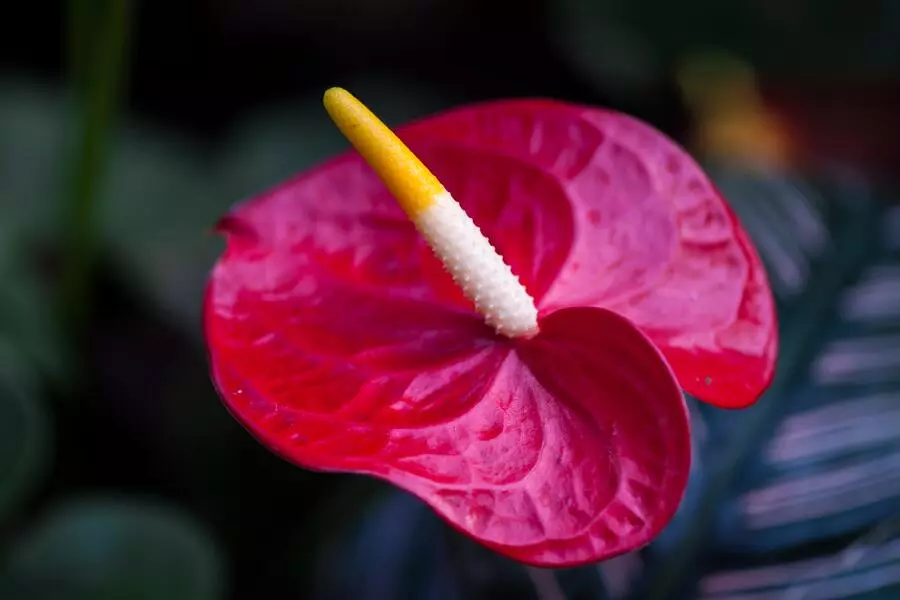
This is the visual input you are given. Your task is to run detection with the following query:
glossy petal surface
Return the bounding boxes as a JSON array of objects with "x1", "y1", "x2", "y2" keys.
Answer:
[
  {"x1": 204, "y1": 97, "x2": 770, "y2": 565},
  {"x1": 396, "y1": 100, "x2": 777, "y2": 408},
  {"x1": 207, "y1": 280, "x2": 690, "y2": 565}
]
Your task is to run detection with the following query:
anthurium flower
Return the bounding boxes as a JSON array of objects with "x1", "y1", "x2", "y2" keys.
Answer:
[{"x1": 203, "y1": 88, "x2": 777, "y2": 567}]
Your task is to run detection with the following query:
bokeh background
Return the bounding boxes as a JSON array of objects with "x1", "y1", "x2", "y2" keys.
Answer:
[{"x1": 2, "y1": 1, "x2": 900, "y2": 598}]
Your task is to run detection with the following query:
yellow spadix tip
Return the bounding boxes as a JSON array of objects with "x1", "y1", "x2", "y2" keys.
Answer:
[
  {"x1": 323, "y1": 87, "x2": 443, "y2": 217},
  {"x1": 322, "y1": 87, "x2": 540, "y2": 338}
]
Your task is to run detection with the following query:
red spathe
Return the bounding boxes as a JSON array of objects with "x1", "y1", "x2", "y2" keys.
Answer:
[{"x1": 203, "y1": 99, "x2": 777, "y2": 566}]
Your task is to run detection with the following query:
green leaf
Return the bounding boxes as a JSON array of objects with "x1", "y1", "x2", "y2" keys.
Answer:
[
  {"x1": 0, "y1": 78, "x2": 74, "y2": 384},
  {"x1": 0, "y1": 77, "x2": 67, "y2": 238},
  {"x1": 0, "y1": 357, "x2": 51, "y2": 525},
  {"x1": 0, "y1": 498, "x2": 225, "y2": 600},
  {"x1": 99, "y1": 125, "x2": 221, "y2": 336},
  {"x1": 0, "y1": 224, "x2": 68, "y2": 385},
  {"x1": 0, "y1": 201, "x2": 59, "y2": 525}
]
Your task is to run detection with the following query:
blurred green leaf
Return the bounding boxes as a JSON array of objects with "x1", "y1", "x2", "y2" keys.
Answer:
[
  {"x1": 0, "y1": 109, "x2": 70, "y2": 397},
  {"x1": 99, "y1": 126, "x2": 221, "y2": 336},
  {"x1": 0, "y1": 77, "x2": 67, "y2": 237},
  {"x1": 0, "y1": 78, "x2": 75, "y2": 384},
  {"x1": 0, "y1": 193, "x2": 60, "y2": 524},
  {"x1": 0, "y1": 280, "x2": 67, "y2": 385},
  {"x1": 0, "y1": 221, "x2": 67, "y2": 385},
  {"x1": 0, "y1": 498, "x2": 225, "y2": 600},
  {"x1": 0, "y1": 355, "x2": 51, "y2": 525}
]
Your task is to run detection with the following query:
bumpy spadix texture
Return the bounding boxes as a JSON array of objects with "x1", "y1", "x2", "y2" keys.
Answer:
[
  {"x1": 415, "y1": 191, "x2": 538, "y2": 337},
  {"x1": 204, "y1": 99, "x2": 777, "y2": 567},
  {"x1": 322, "y1": 86, "x2": 538, "y2": 337}
]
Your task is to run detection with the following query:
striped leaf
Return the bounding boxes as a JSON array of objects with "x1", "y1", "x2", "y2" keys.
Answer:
[
  {"x1": 715, "y1": 204, "x2": 900, "y2": 554},
  {"x1": 698, "y1": 519, "x2": 900, "y2": 600},
  {"x1": 639, "y1": 168, "x2": 898, "y2": 600}
]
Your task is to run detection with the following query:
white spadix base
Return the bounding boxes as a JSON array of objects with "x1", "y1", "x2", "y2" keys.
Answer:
[{"x1": 414, "y1": 192, "x2": 539, "y2": 338}]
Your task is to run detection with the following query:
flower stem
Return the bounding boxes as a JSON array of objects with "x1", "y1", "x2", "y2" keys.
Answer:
[{"x1": 61, "y1": 0, "x2": 133, "y2": 340}]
